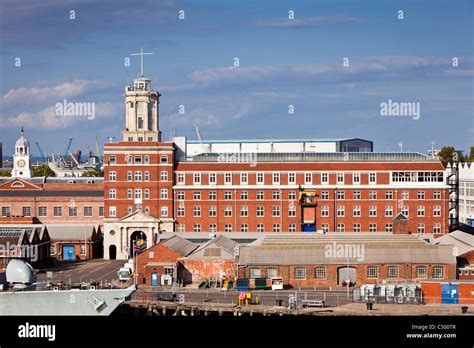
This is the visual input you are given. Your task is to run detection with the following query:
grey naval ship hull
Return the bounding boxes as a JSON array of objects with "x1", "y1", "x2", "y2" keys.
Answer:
[{"x1": 0, "y1": 286, "x2": 135, "y2": 316}]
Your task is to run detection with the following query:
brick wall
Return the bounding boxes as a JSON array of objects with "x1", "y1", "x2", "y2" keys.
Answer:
[{"x1": 178, "y1": 258, "x2": 236, "y2": 284}]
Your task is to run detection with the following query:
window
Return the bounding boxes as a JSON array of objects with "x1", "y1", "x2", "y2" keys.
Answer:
[
  {"x1": 321, "y1": 224, "x2": 329, "y2": 233},
  {"x1": 224, "y1": 224, "x2": 232, "y2": 232},
  {"x1": 321, "y1": 191, "x2": 329, "y2": 200},
  {"x1": 402, "y1": 206, "x2": 409, "y2": 217},
  {"x1": 288, "y1": 191, "x2": 296, "y2": 200},
  {"x1": 160, "y1": 189, "x2": 168, "y2": 199},
  {"x1": 240, "y1": 224, "x2": 249, "y2": 232},
  {"x1": 256, "y1": 191, "x2": 264, "y2": 200},
  {"x1": 267, "y1": 267, "x2": 278, "y2": 278},
  {"x1": 209, "y1": 224, "x2": 217, "y2": 233},
  {"x1": 193, "y1": 173, "x2": 201, "y2": 184},
  {"x1": 22, "y1": 207, "x2": 31, "y2": 217},
  {"x1": 433, "y1": 223, "x2": 441, "y2": 234},
  {"x1": 193, "y1": 206, "x2": 201, "y2": 217},
  {"x1": 144, "y1": 171, "x2": 150, "y2": 181},
  {"x1": 193, "y1": 224, "x2": 201, "y2": 232},
  {"x1": 385, "y1": 191, "x2": 393, "y2": 200},
  {"x1": 209, "y1": 191, "x2": 217, "y2": 200},
  {"x1": 434, "y1": 191, "x2": 441, "y2": 200},
  {"x1": 209, "y1": 206, "x2": 217, "y2": 217},
  {"x1": 144, "y1": 155, "x2": 149, "y2": 164},
  {"x1": 250, "y1": 267, "x2": 261, "y2": 279},
  {"x1": 134, "y1": 156, "x2": 142, "y2": 164},
  {"x1": 257, "y1": 224, "x2": 264, "y2": 232},
  {"x1": 177, "y1": 191, "x2": 184, "y2": 200},
  {"x1": 80, "y1": 245, "x2": 86, "y2": 255},
  {"x1": 433, "y1": 266, "x2": 444, "y2": 279},
  {"x1": 272, "y1": 172, "x2": 280, "y2": 184},
  {"x1": 385, "y1": 206, "x2": 393, "y2": 217},
  {"x1": 369, "y1": 191, "x2": 377, "y2": 200},
  {"x1": 209, "y1": 172, "x2": 216, "y2": 184},
  {"x1": 416, "y1": 266, "x2": 427, "y2": 278},
  {"x1": 272, "y1": 206, "x2": 280, "y2": 217},
  {"x1": 369, "y1": 223, "x2": 377, "y2": 232},
  {"x1": 257, "y1": 172, "x2": 264, "y2": 184},
  {"x1": 417, "y1": 206, "x2": 425, "y2": 217},
  {"x1": 369, "y1": 206, "x2": 377, "y2": 217},
  {"x1": 321, "y1": 206, "x2": 329, "y2": 217},
  {"x1": 126, "y1": 155, "x2": 132, "y2": 164},
  {"x1": 315, "y1": 266, "x2": 327, "y2": 279},
  {"x1": 417, "y1": 191, "x2": 425, "y2": 200},
  {"x1": 353, "y1": 206, "x2": 361, "y2": 217},
  {"x1": 177, "y1": 173, "x2": 185, "y2": 184},
  {"x1": 272, "y1": 191, "x2": 280, "y2": 200},
  {"x1": 177, "y1": 224, "x2": 185, "y2": 232},
  {"x1": 401, "y1": 191, "x2": 409, "y2": 200},
  {"x1": 272, "y1": 224, "x2": 280, "y2": 232},
  {"x1": 295, "y1": 267, "x2": 306, "y2": 280},
  {"x1": 127, "y1": 171, "x2": 132, "y2": 181},
  {"x1": 38, "y1": 206, "x2": 47, "y2": 217},
  {"x1": 353, "y1": 172, "x2": 360, "y2": 184},
  {"x1": 224, "y1": 206, "x2": 232, "y2": 217},
  {"x1": 193, "y1": 192, "x2": 201, "y2": 200},
  {"x1": 53, "y1": 206, "x2": 62, "y2": 217},
  {"x1": 160, "y1": 171, "x2": 168, "y2": 181},
  {"x1": 337, "y1": 224, "x2": 345, "y2": 232},
  {"x1": 127, "y1": 206, "x2": 133, "y2": 214},
  {"x1": 337, "y1": 206, "x2": 345, "y2": 217},
  {"x1": 84, "y1": 206, "x2": 93, "y2": 217},
  {"x1": 337, "y1": 172, "x2": 344, "y2": 184},
  {"x1": 353, "y1": 223, "x2": 361, "y2": 232},
  {"x1": 369, "y1": 172, "x2": 377, "y2": 184},
  {"x1": 433, "y1": 206, "x2": 441, "y2": 217},
  {"x1": 240, "y1": 191, "x2": 248, "y2": 200},
  {"x1": 160, "y1": 156, "x2": 168, "y2": 163},
  {"x1": 224, "y1": 191, "x2": 232, "y2": 200},
  {"x1": 305, "y1": 173, "x2": 312, "y2": 184},
  {"x1": 109, "y1": 189, "x2": 116, "y2": 199},
  {"x1": 109, "y1": 206, "x2": 116, "y2": 217},
  {"x1": 109, "y1": 171, "x2": 116, "y2": 181},
  {"x1": 240, "y1": 206, "x2": 248, "y2": 217},
  {"x1": 99, "y1": 206, "x2": 104, "y2": 217},
  {"x1": 108, "y1": 156, "x2": 116, "y2": 165},
  {"x1": 144, "y1": 189, "x2": 150, "y2": 199},
  {"x1": 288, "y1": 206, "x2": 296, "y2": 217},
  {"x1": 134, "y1": 171, "x2": 142, "y2": 181},
  {"x1": 144, "y1": 206, "x2": 149, "y2": 214},
  {"x1": 417, "y1": 223, "x2": 425, "y2": 233},
  {"x1": 224, "y1": 173, "x2": 232, "y2": 184},
  {"x1": 134, "y1": 189, "x2": 142, "y2": 199},
  {"x1": 288, "y1": 224, "x2": 296, "y2": 232},
  {"x1": 367, "y1": 266, "x2": 379, "y2": 279},
  {"x1": 177, "y1": 206, "x2": 185, "y2": 217},
  {"x1": 160, "y1": 206, "x2": 168, "y2": 217},
  {"x1": 1, "y1": 206, "x2": 10, "y2": 217},
  {"x1": 387, "y1": 266, "x2": 399, "y2": 278},
  {"x1": 321, "y1": 172, "x2": 328, "y2": 184},
  {"x1": 336, "y1": 191, "x2": 345, "y2": 200},
  {"x1": 240, "y1": 172, "x2": 248, "y2": 184},
  {"x1": 288, "y1": 172, "x2": 296, "y2": 184},
  {"x1": 353, "y1": 191, "x2": 361, "y2": 200},
  {"x1": 385, "y1": 224, "x2": 393, "y2": 233}
]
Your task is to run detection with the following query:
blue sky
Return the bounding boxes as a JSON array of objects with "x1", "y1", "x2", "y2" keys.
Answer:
[{"x1": 0, "y1": 0, "x2": 473, "y2": 157}]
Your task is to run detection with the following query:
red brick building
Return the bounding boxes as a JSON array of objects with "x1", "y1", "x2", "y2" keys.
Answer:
[{"x1": 421, "y1": 280, "x2": 474, "y2": 304}]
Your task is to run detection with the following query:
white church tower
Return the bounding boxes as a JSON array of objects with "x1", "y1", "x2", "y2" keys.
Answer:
[
  {"x1": 11, "y1": 127, "x2": 32, "y2": 178},
  {"x1": 123, "y1": 47, "x2": 161, "y2": 142}
]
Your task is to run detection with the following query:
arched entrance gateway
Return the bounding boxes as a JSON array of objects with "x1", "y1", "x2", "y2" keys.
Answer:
[
  {"x1": 130, "y1": 230, "x2": 147, "y2": 255},
  {"x1": 109, "y1": 245, "x2": 117, "y2": 260}
]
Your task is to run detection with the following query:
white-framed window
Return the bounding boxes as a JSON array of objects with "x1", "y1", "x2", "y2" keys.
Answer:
[
  {"x1": 160, "y1": 155, "x2": 168, "y2": 163},
  {"x1": 337, "y1": 172, "x2": 344, "y2": 184},
  {"x1": 134, "y1": 189, "x2": 142, "y2": 199},
  {"x1": 99, "y1": 206, "x2": 104, "y2": 217},
  {"x1": 417, "y1": 191, "x2": 425, "y2": 200},
  {"x1": 336, "y1": 191, "x2": 345, "y2": 200},
  {"x1": 177, "y1": 224, "x2": 185, "y2": 232},
  {"x1": 127, "y1": 206, "x2": 133, "y2": 214},
  {"x1": 256, "y1": 206, "x2": 264, "y2": 217},
  {"x1": 160, "y1": 189, "x2": 168, "y2": 199},
  {"x1": 402, "y1": 206, "x2": 409, "y2": 217},
  {"x1": 369, "y1": 172, "x2": 377, "y2": 184},
  {"x1": 134, "y1": 155, "x2": 142, "y2": 164},
  {"x1": 240, "y1": 191, "x2": 248, "y2": 200},
  {"x1": 353, "y1": 191, "x2": 361, "y2": 200},
  {"x1": 321, "y1": 206, "x2": 329, "y2": 217},
  {"x1": 401, "y1": 191, "x2": 409, "y2": 200},
  {"x1": 224, "y1": 172, "x2": 232, "y2": 184},
  {"x1": 288, "y1": 205, "x2": 296, "y2": 217},
  {"x1": 109, "y1": 189, "x2": 116, "y2": 199},
  {"x1": 387, "y1": 266, "x2": 399, "y2": 278},
  {"x1": 321, "y1": 224, "x2": 329, "y2": 233},
  {"x1": 38, "y1": 206, "x2": 47, "y2": 217},
  {"x1": 369, "y1": 223, "x2": 377, "y2": 232},
  {"x1": 160, "y1": 171, "x2": 168, "y2": 181},
  {"x1": 224, "y1": 224, "x2": 232, "y2": 232},
  {"x1": 272, "y1": 191, "x2": 280, "y2": 200},
  {"x1": 177, "y1": 173, "x2": 185, "y2": 184},
  {"x1": 193, "y1": 206, "x2": 201, "y2": 217},
  {"x1": 433, "y1": 266, "x2": 444, "y2": 279},
  {"x1": 385, "y1": 206, "x2": 393, "y2": 217},
  {"x1": 209, "y1": 206, "x2": 217, "y2": 217},
  {"x1": 417, "y1": 206, "x2": 425, "y2": 217},
  {"x1": 240, "y1": 224, "x2": 249, "y2": 232},
  {"x1": 416, "y1": 266, "x2": 427, "y2": 278},
  {"x1": 288, "y1": 191, "x2": 296, "y2": 200},
  {"x1": 352, "y1": 172, "x2": 360, "y2": 184},
  {"x1": 250, "y1": 267, "x2": 261, "y2": 279},
  {"x1": 177, "y1": 206, "x2": 185, "y2": 217},
  {"x1": 193, "y1": 172, "x2": 201, "y2": 184},
  {"x1": 240, "y1": 172, "x2": 248, "y2": 184},
  {"x1": 224, "y1": 191, "x2": 232, "y2": 200},
  {"x1": 288, "y1": 172, "x2": 296, "y2": 184},
  {"x1": 272, "y1": 206, "x2": 280, "y2": 217},
  {"x1": 314, "y1": 266, "x2": 326, "y2": 279},
  {"x1": 367, "y1": 266, "x2": 379, "y2": 279},
  {"x1": 144, "y1": 155, "x2": 149, "y2": 165},
  {"x1": 337, "y1": 206, "x2": 345, "y2": 217},
  {"x1": 161, "y1": 206, "x2": 168, "y2": 217},
  {"x1": 321, "y1": 191, "x2": 329, "y2": 200},
  {"x1": 337, "y1": 223, "x2": 345, "y2": 232},
  {"x1": 193, "y1": 192, "x2": 201, "y2": 200},
  {"x1": 209, "y1": 172, "x2": 216, "y2": 185},
  {"x1": 109, "y1": 171, "x2": 116, "y2": 181},
  {"x1": 257, "y1": 172, "x2": 264, "y2": 184},
  {"x1": 22, "y1": 206, "x2": 31, "y2": 217},
  {"x1": 266, "y1": 267, "x2": 278, "y2": 278},
  {"x1": 240, "y1": 206, "x2": 248, "y2": 217},
  {"x1": 353, "y1": 223, "x2": 361, "y2": 232},
  {"x1": 257, "y1": 224, "x2": 265, "y2": 232},
  {"x1": 193, "y1": 224, "x2": 201, "y2": 232},
  {"x1": 109, "y1": 206, "x2": 116, "y2": 217},
  {"x1": 305, "y1": 172, "x2": 312, "y2": 184},
  {"x1": 295, "y1": 267, "x2": 306, "y2": 280},
  {"x1": 224, "y1": 206, "x2": 232, "y2": 217},
  {"x1": 209, "y1": 224, "x2": 217, "y2": 233},
  {"x1": 272, "y1": 224, "x2": 280, "y2": 232},
  {"x1": 125, "y1": 155, "x2": 132, "y2": 164},
  {"x1": 127, "y1": 171, "x2": 132, "y2": 181},
  {"x1": 417, "y1": 223, "x2": 425, "y2": 233},
  {"x1": 134, "y1": 171, "x2": 142, "y2": 181},
  {"x1": 209, "y1": 191, "x2": 217, "y2": 200},
  {"x1": 53, "y1": 206, "x2": 62, "y2": 217},
  {"x1": 369, "y1": 191, "x2": 377, "y2": 200},
  {"x1": 433, "y1": 191, "x2": 441, "y2": 200},
  {"x1": 353, "y1": 206, "x2": 361, "y2": 217},
  {"x1": 144, "y1": 189, "x2": 150, "y2": 199},
  {"x1": 385, "y1": 191, "x2": 393, "y2": 200},
  {"x1": 433, "y1": 223, "x2": 441, "y2": 233},
  {"x1": 321, "y1": 172, "x2": 328, "y2": 184},
  {"x1": 385, "y1": 223, "x2": 393, "y2": 233},
  {"x1": 369, "y1": 206, "x2": 377, "y2": 217},
  {"x1": 144, "y1": 171, "x2": 150, "y2": 181},
  {"x1": 177, "y1": 191, "x2": 185, "y2": 200},
  {"x1": 433, "y1": 206, "x2": 441, "y2": 217},
  {"x1": 272, "y1": 172, "x2": 280, "y2": 184},
  {"x1": 109, "y1": 155, "x2": 116, "y2": 165},
  {"x1": 256, "y1": 191, "x2": 264, "y2": 200},
  {"x1": 68, "y1": 206, "x2": 77, "y2": 217},
  {"x1": 288, "y1": 224, "x2": 296, "y2": 232}
]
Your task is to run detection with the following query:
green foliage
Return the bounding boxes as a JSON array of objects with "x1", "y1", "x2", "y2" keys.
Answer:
[
  {"x1": 32, "y1": 165, "x2": 56, "y2": 177},
  {"x1": 81, "y1": 168, "x2": 104, "y2": 177},
  {"x1": 0, "y1": 170, "x2": 11, "y2": 177}
]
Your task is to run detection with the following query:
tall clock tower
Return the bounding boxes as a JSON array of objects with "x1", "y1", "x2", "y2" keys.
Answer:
[{"x1": 11, "y1": 127, "x2": 32, "y2": 178}]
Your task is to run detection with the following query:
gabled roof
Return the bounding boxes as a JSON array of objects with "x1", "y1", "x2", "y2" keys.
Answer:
[
  {"x1": 393, "y1": 213, "x2": 408, "y2": 221},
  {"x1": 117, "y1": 210, "x2": 160, "y2": 223},
  {"x1": 190, "y1": 235, "x2": 238, "y2": 256},
  {"x1": 434, "y1": 230, "x2": 474, "y2": 256},
  {"x1": 46, "y1": 225, "x2": 98, "y2": 241},
  {"x1": 162, "y1": 235, "x2": 198, "y2": 256},
  {"x1": 0, "y1": 178, "x2": 43, "y2": 191}
]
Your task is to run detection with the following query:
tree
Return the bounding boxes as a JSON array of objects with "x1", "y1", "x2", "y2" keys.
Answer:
[
  {"x1": 32, "y1": 165, "x2": 56, "y2": 177},
  {"x1": 468, "y1": 146, "x2": 474, "y2": 162},
  {"x1": 0, "y1": 171, "x2": 11, "y2": 177},
  {"x1": 437, "y1": 146, "x2": 466, "y2": 167},
  {"x1": 81, "y1": 168, "x2": 104, "y2": 177}
]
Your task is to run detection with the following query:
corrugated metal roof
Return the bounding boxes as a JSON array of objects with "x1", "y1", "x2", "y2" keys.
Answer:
[
  {"x1": 46, "y1": 225, "x2": 97, "y2": 240},
  {"x1": 191, "y1": 235, "x2": 238, "y2": 255},
  {"x1": 434, "y1": 230, "x2": 474, "y2": 256},
  {"x1": 162, "y1": 235, "x2": 198, "y2": 256}
]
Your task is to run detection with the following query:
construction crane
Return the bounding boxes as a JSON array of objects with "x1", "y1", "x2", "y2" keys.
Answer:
[
  {"x1": 69, "y1": 151, "x2": 80, "y2": 166},
  {"x1": 95, "y1": 134, "x2": 101, "y2": 159},
  {"x1": 35, "y1": 142, "x2": 47, "y2": 162},
  {"x1": 64, "y1": 137, "x2": 73, "y2": 157}
]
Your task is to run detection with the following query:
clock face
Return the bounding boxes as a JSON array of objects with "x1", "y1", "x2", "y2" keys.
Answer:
[{"x1": 17, "y1": 160, "x2": 25, "y2": 168}]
